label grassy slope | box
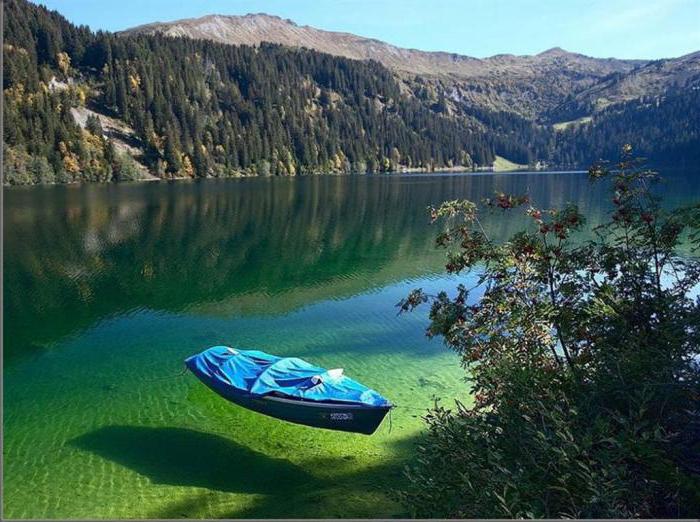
[492,155,528,171]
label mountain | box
[121,14,645,119]
[3,0,699,185]
[121,14,638,78]
[551,50,700,120]
[121,13,700,161]
[3,0,498,185]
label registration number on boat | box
[330,412,353,421]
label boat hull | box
[194,376,391,434]
[249,395,391,435]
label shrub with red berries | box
[398,146,700,518]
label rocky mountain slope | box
[121,14,650,119]
[551,50,700,121]
[121,14,639,79]
[119,13,700,166]
[4,0,699,186]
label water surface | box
[4,170,698,518]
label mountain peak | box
[229,13,299,26]
[538,47,570,57]
[121,16,643,82]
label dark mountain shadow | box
[71,425,315,494]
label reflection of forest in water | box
[5,170,698,363]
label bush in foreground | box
[398,147,700,517]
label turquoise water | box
[4,171,698,518]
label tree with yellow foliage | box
[56,52,71,75]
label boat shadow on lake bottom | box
[71,425,415,518]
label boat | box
[184,346,393,435]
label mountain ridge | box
[121,12,671,120]
[3,0,699,186]
[120,13,645,79]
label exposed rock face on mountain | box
[121,13,486,76]
[121,14,648,119]
[5,0,699,187]
[120,12,700,158]
[552,51,700,120]
[123,15,638,74]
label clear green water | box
[4,170,698,518]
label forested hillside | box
[121,10,700,169]
[3,0,496,184]
[3,0,699,184]
[550,88,700,165]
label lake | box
[4,169,699,518]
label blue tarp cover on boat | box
[185,346,390,407]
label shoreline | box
[3,167,589,188]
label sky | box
[31,0,700,59]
